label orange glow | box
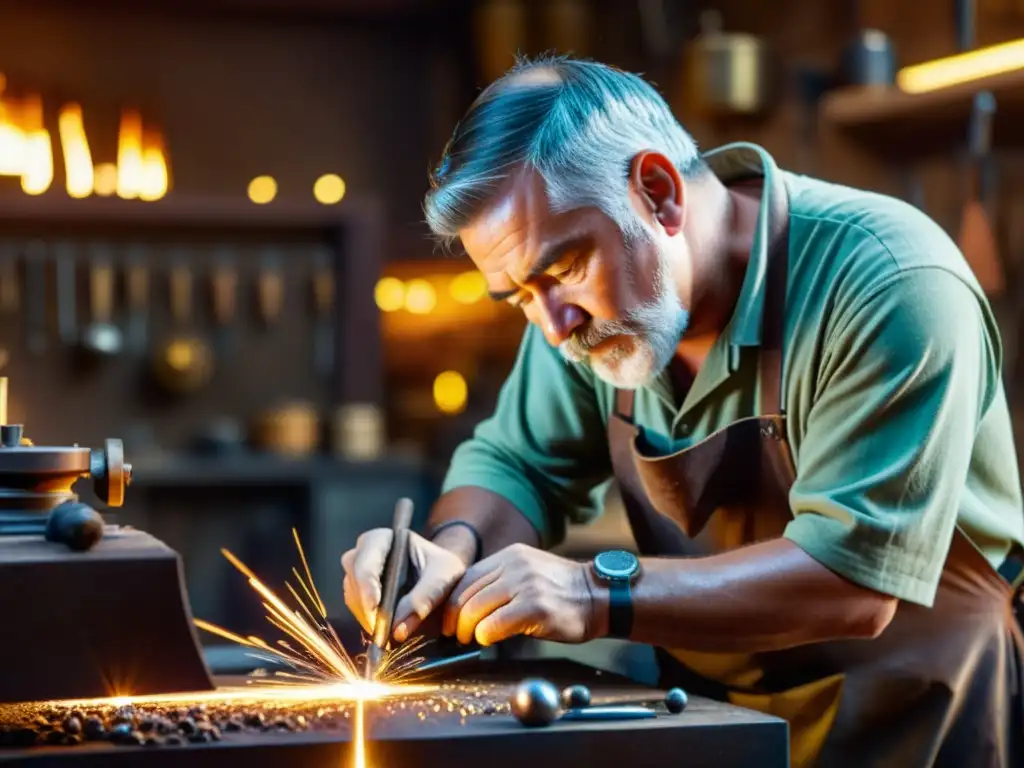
[58,103,94,198]
[140,127,168,201]
[403,279,436,314]
[0,88,26,177]
[0,77,169,199]
[93,162,117,196]
[449,271,488,304]
[116,109,144,199]
[354,700,368,768]
[19,95,52,196]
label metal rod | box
[559,705,656,722]
[365,497,414,679]
[407,649,483,678]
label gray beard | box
[558,243,688,389]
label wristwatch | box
[592,550,640,639]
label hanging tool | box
[210,248,238,359]
[311,246,335,382]
[79,243,124,359]
[952,0,1004,295]
[365,497,415,681]
[23,240,47,358]
[257,248,284,330]
[53,241,77,347]
[124,246,150,358]
[957,92,1003,295]
[152,252,214,395]
[0,243,20,322]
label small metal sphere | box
[665,687,688,714]
[561,684,591,709]
[509,678,561,727]
[45,502,104,551]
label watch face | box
[595,550,639,580]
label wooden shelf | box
[0,192,379,229]
[820,67,1024,158]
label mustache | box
[564,319,634,355]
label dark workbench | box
[0,660,789,767]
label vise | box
[0,376,215,704]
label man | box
[342,56,1024,766]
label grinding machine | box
[0,376,215,704]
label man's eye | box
[557,259,585,281]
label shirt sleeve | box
[784,266,999,607]
[442,323,613,548]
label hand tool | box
[124,244,150,357]
[310,246,335,382]
[958,91,1003,295]
[559,705,657,722]
[407,649,483,678]
[54,241,77,346]
[79,242,124,359]
[365,497,415,680]
[210,246,238,359]
[24,240,47,357]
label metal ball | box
[665,687,688,714]
[561,684,591,709]
[45,502,104,551]
[509,678,561,727]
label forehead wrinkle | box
[475,184,551,279]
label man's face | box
[459,169,689,389]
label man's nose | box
[533,290,587,347]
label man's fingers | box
[343,573,375,634]
[454,577,513,645]
[473,598,536,646]
[350,529,393,623]
[393,575,448,643]
[444,565,502,637]
[444,553,502,628]
[340,548,355,575]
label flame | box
[58,103,93,198]
[116,109,144,199]
[139,127,169,201]
[19,94,52,196]
[0,75,170,199]
[0,92,26,177]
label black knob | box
[46,502,104,551]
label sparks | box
[189,528,440,768]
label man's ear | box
[628,151,685,236]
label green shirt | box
[442,143,1024,607]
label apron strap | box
[615,388,636,423]
[759,220,791,417]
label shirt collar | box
[701,142,790,349]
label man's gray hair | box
[424,54,706,247]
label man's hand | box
[341,529,467,644]
[443,543,602,646]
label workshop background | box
[0,0,1019,680]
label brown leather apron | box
[607,216,1024,766]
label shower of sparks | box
[193,529,365,685]
[192,530,435,688]
[187,528,438,768]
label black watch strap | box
[607,579,634,639]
